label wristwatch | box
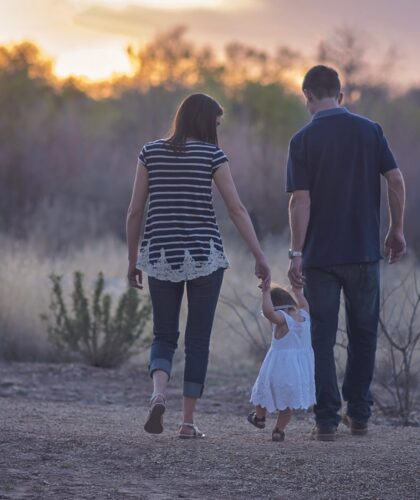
[288,249,303,259]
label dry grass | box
[0,234,128,361]
[0,231,289,365]
[1,231,419,424]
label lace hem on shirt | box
[137,239,229,282]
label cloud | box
[73,0,420,83]
[2,0,419,83]
[73,3,258,43]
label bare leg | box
[144,370,169,434]
[256,405,267,418]
[152,370,169,399]
[276,408,292,430]
[180,396,197,435]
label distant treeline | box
[1,28,419,255]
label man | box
[286,65,406,441]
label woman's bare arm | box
[126,161,149,288]
[213,163,270,286]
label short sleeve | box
[212,147,228,173]
[376,124,398,175]
[286,136,310,192]
[138,144,148,169]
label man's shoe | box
[342,414,368,436]
[310,424,337,442]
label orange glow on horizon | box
[53,45,134,81]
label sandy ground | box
[0,362,419,500]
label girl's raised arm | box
[292,285,309,312]
[261,286,287,327]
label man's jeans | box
[305,263,380,427]
[147,268,224,399]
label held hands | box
[384,228,406,264]
[288,256,305,289]
[255,255,271,289]
[127,264,143,289]
[258,278,271,293]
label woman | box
[126,93,270,438]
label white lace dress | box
[250,309,316,412]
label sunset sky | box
[1,0,419,86]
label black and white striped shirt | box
[136,139,230,282]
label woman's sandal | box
[178,423,206,439]
[272,427,285,442]
[247,411,266,429]
[144,393,166,434]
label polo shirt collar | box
[312,107,349,120]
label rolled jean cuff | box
[183,381,204,399]
[149,358,172,379]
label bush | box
[374,268,420,425]
[41,271,151,368]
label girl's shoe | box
[144,393,166,434]
[247,411,266,429]
[272,427,285,442]
[178,423,205,439]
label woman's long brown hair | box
[167,93,223,151]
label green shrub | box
[41,271,151,368]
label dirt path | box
[0,362,419,499]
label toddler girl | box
[248,281,316,441]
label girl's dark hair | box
[167,93,223,151]
[270,283,297,308]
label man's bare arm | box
[288,190,311,288]
[383,169,406,263]
[289,190,311,251]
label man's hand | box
[288,256,305,288]
[384,228,406,264]
[127,265,143,289]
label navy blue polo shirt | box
[286,107,398,268]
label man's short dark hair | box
[302,65,341,99]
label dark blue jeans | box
[305,263,380,427]
[147,268,224,399]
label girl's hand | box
[127,265,143,289]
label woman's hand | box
[255,255,271,288]
[127,264,143,289]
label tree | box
[127,26,220,90]
[317,27,369,100]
